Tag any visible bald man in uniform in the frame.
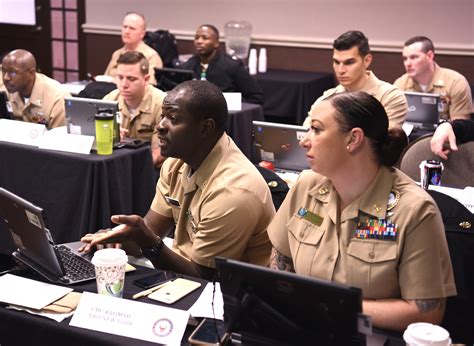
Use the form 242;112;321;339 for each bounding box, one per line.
104;12;162;85
2;49;70;129
303;30;407;129
81;80;274;280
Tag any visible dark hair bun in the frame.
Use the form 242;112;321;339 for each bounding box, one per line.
380;128;408;166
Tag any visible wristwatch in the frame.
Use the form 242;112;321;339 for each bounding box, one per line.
438;118;451;126
140;236;164;260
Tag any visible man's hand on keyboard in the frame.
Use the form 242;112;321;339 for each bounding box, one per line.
79;214;157;254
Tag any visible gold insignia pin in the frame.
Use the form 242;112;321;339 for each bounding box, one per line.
268;181;278;188
459;221;471;229
374;205;382;212
318;187;329;195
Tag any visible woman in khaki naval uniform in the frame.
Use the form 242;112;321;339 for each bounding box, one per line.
268;91;456;332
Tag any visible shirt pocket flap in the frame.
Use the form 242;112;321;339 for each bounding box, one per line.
347;240;397;263
288;216;325;245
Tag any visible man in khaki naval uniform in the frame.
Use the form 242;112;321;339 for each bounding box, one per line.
303;31;407;129
103;51;166;167
81;80;275;279
394;36;472;120
104;12;162;85
2;49;70;129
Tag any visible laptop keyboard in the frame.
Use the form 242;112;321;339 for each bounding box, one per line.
55;245;96;283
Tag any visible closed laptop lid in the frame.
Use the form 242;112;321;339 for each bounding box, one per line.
404;92;440;128
252;121;309;172
65;96;120;144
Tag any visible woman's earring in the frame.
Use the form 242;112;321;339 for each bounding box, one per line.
346;145;350;151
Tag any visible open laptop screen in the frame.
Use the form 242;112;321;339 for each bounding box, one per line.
154;67;195;91
252;121;309;172
0;187;63;277
404;91;440;128
215;257;364;345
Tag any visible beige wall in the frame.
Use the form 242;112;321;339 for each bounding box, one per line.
85;0;474;55
84;0;474;84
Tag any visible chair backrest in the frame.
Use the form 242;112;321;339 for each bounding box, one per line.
398;134;474;188
427;190;474;344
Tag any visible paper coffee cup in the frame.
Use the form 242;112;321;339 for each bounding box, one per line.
403;322;451;345
91;248;128;298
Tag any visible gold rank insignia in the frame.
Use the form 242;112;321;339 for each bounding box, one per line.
318;187;329;195
387;190;400;211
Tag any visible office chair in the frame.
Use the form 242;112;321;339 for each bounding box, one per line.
427;190;474;344
398;134;474;188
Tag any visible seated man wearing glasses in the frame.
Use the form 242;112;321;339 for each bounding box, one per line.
2;49;70;129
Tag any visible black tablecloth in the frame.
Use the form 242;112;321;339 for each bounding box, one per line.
0;143;156;255
256;69;335;124
227;102;264;159
0;265;207;345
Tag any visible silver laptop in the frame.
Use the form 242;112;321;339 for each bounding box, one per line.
65;96;120;147
404;92;440;129
0;91;14;119
252;121;309;173
0;188;95;284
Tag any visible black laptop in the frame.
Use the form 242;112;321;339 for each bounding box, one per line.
404;91;440;129
215;257;365;345
154;67;195;91
0;188;95;284
0;91;14;119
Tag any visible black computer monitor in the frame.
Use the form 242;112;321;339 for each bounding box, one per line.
154;67;195;91
215;257;365;345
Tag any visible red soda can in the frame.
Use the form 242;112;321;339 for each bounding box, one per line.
419;160;443;189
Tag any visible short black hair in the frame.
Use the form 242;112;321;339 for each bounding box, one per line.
199;24;220;39
404;36;435;53
116;51;149;75
173;80;228;131
327;91;407;167
333;30;370;56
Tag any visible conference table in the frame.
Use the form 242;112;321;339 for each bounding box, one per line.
0;142;156;255
0;265;207;345
256;69;335;125
0;262;406;345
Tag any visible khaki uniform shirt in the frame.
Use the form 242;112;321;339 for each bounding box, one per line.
8;73;70;129
104;41;163;85
304;71;407;129
150;133;275;268
394;64;473;120
268;166;456;300
103;85;166;147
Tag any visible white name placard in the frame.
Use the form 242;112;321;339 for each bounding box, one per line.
0;119;46;147
223;92;242;111
38;132;94;155
70;292;190;345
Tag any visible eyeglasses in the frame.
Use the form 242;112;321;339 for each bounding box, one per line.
1;69;25;79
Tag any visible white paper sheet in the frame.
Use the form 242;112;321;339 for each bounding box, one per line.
0;274;73;310
188;282;224;320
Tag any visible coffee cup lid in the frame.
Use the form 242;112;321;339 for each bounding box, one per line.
91;248;127;266
403;323;451;345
